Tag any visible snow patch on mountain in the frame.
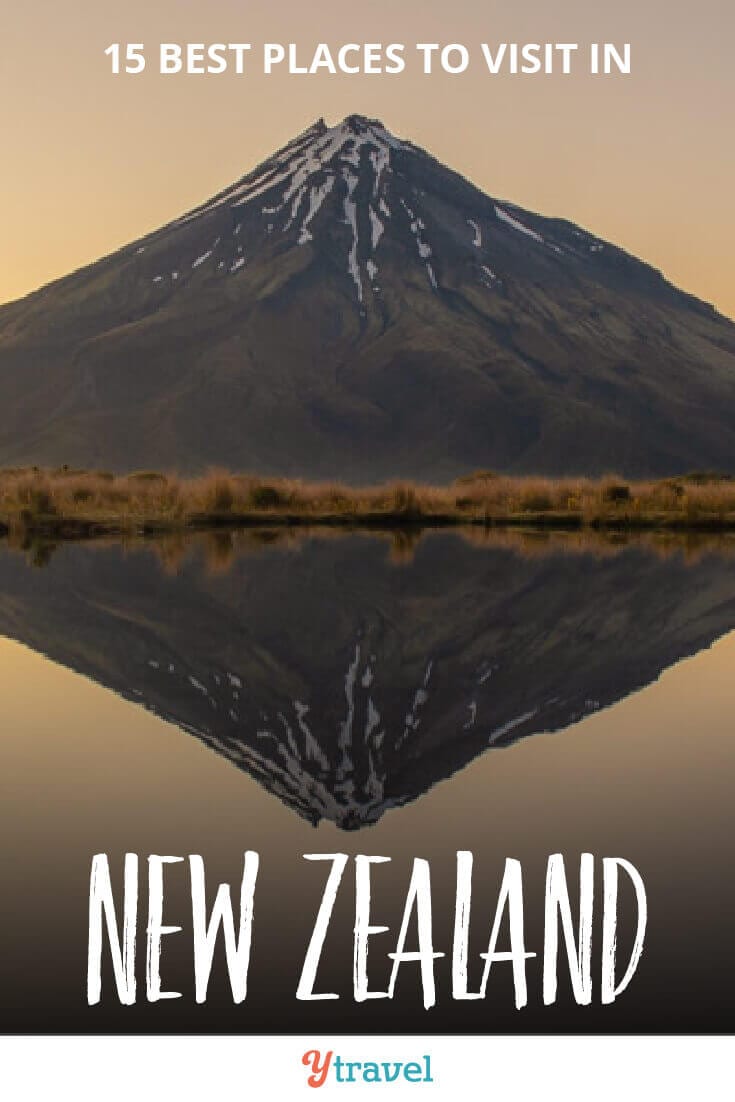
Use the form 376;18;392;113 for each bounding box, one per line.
342;169;363;302
400;198;437;290
495;205;544;243
155;113;618;309
298;178;336;244
369;206;384;249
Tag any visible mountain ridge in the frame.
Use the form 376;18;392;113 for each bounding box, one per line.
1;113;727;320
1;112;734;479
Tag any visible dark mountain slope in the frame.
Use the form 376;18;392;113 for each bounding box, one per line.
1;114;734;478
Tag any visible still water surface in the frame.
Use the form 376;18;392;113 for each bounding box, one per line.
0;529;733;1032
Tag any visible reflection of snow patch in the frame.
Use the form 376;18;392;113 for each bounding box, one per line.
399;660;434;742
339;644;361;747
294;700;330;767
365;699;381;740
463;701;477;729
488;709;538;745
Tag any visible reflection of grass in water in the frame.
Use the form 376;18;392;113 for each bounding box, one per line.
8;522;735;572
388;528;423;565
454;524;735;563
203;530;235;575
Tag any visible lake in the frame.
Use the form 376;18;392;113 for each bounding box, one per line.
0;528;733;1032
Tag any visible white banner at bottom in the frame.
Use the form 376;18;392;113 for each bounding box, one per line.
0;1034;730;1098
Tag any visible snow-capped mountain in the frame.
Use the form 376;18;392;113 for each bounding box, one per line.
168;114;614;306
1;113;734;478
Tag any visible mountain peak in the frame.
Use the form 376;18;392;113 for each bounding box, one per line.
300;113;394;144
339;112;389;133
2;114;734;482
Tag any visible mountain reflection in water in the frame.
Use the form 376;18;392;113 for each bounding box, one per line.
1;527;735;829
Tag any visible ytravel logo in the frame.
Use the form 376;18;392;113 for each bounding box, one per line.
302;1049;434;1087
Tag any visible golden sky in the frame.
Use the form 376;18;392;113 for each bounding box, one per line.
2;0;733;317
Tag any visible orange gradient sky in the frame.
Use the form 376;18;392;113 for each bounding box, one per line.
1;0;733;317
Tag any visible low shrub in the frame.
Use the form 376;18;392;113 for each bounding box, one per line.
455;469;497;485
127;470;168;482
658;479;685;499
16;480;56;515
249;484;286;509
602;482;631;504
520;491;553;511
683;470;731;484
208;478;235;512
391;484;422;516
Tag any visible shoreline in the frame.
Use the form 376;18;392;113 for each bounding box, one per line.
2;467;735;541
5;509;735;542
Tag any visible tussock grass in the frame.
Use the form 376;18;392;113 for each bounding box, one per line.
2;466;735;538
